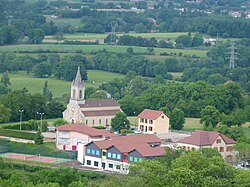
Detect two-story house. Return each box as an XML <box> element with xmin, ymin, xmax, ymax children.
<box><xmin>138</xmin><ymin>109</ymin><xmax>170</xmax><ymax>134</ymax></box>
<box><xmin>56</xmin><ymin>124</ymin><xmax>117</xmax><ymax>151</ymax></box>
<box><xmin>177</xmin><ymin>130</ymin><xmax>236</xmax><ymax>160</ymax></box>
<box><xmin>79</xmin><ymin>134</ymin><xmax>165</xmax><ymax>174</ymax></box>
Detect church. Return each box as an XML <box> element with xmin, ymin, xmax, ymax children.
<box><xmin>63</xmin><ymin>67</ymin><xmax>122</xmax><ymax>127</ymax></box>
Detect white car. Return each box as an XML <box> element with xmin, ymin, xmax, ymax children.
<box><xmin>134</xmin><ymin>129</ymin><xmax>142</xmax><ymax>134</ymax></box>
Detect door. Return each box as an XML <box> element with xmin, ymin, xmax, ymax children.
<box><xmin>72</xmin><ymin>145</ymin><xmax>77</xmax><ymax>151</ymax></box>
<box><xmin>63</xmin><ymin>145</ymin><xmax>66</xmax><ymax>150</ymax></box>
<box><xmin>145</xmin><ymin>126</ymin><xmax>147</xmax><ymax>132</ymax></box>
<box><xmin>102</xmin><ymin>162</ymin><xmax>106</xmax><ymax>169</ymax></box>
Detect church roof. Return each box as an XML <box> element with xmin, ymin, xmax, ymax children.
<box><xmin>79</xmin><ymin>99</ymin><xmax>120</xmax><ymax>108</ymax></box>
<box><xmin>82</xmin><ymin>109</ymin><xmax>121</xmax><ymax>117</ymax></box>
<box><xmin>72</xmin><ymin>66</ymin><xmax>83</xmax><ymax>86</ymax></box>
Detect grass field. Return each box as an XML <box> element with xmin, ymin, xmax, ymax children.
<box><xmin>0</xmin><ymin>44</ymin><xmax>207</xmax><ymax>57</ymax></box>
<box><xmin>3</xmin><ymin>70</ymin><xmax>124</xmax><ymax>98</ymax></box>
<box><xmin>45</xmin><ymin>32</ymin><xmax>194</xmax><ymax>40</ymax></box>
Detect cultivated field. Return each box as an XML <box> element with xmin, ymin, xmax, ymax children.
<box><xmin>0</xmin><ymin>44</ymin><xmax>207</xmax><ymax>57</ymax></box>
<box><xmin>4</xmin><ymin>70</ymin><xmax>124</xmax><ymax>98</ymax></box>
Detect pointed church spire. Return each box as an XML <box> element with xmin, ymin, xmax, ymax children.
<box><xmin>73</xmin><ymin>66</ymin><xmax>83</xmax><ymax>86</ymax></box>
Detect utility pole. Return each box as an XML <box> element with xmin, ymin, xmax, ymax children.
<box><xmin>19</xmin><ymin>109</ymin><xmax>24</xmax><ymax>130</ymax></box>
<box><xmin>37</xmin><ymin>112</ymin><xmax>45</xmax><ymax>131</ymax></box>
<box><xmin>227</xmin><ymin>42</ymin><xmax>238</xmax><ymax>69</ymax></box>
<box><xmin>109</xmin><ymin>21</ymin><xmax>118</xmax><ymax>45</ymax></box>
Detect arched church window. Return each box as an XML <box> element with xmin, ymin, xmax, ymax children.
<box><xmin>71</xmin><ymin>119</ymin><xmax>75</xmax><ymax>124</ymax></box>
<box><xmin>73</xmin><ymin>89</ymin><xmax>76</xmax><ymax>99</ymax></box>
<box><xmin>79</xmin><ymin>90</ymin><xmax>82</xmax><ymax>99</ymax></box>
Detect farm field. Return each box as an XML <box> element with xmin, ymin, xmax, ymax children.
<box><xmin>3</xmin><ymin>70</ymin><xmax>124</xmax><ymax>98</ymax></box>
<box><xmin>45</xmin><ymin>32</ymin><xmax>194</xmax><ymax>40</ymax></box>
<box><xmin>0</xmin><ymin>44</ymin><xmax>207</xmax><ymax>57</ymax></box>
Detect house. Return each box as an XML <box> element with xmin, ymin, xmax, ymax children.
<box><xmin>56</xmin><ymin>124</ymin><xmax>117</xmax><ymax>151</ymax></box>
<box><xmin>177</xmin><ymin>130</ymin><xmax>236</xmax><ymax>160</ymax></box>
<box><xmin>138</xmin><ymin>109</ymin><xmax>170</xmax><ymax>134</ymax></box>
<box><xmin>63</xmin><ymin>67</ymin><xmax>122</xmax><ymax>127</ymax></box>
<box><xmin>78</xmin><ymin>134</ymin><xmax>165</xmax><ymax>174</ymax></box>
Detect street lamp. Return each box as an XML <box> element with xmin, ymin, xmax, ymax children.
<box><xmin>19</xmin><ymin>109</ymin><xmax>24</xmax><ymax>130</ymax></box>
<box><xmin>37</xmin><ymin>112</ymin><xmax>45</xmax><ymax>131</ymax></box>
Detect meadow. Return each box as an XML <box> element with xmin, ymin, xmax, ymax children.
<box><xmin>4</xmin><ymin>70</ymin><xmax>124</xmax><ymax>98</ymax></box>
<box><xmin>0</xmin><ymin>44</ymin><xmax>207</xmax><ymax>57</ymax></box>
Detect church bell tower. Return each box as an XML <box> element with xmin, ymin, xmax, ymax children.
<box><xmin>70</xmin><ymin>66</ymin><xmax>85</xmax><ymax>104</ymax></box>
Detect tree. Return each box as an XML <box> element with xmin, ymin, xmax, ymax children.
<box><xmin>0</xmin><ymin>72</ymin><xmax>11</xmax><ymax>87</ymax></box>
<box><xmin>200</xmin><ymin>105</ymin><xmax>220</xmax><ymax>128</ymax></box>
<box><xmin>33</xmin><ymin>62</ymin><xmax>52</xmax><ymax>78</ymax></box>
<box><xmin>34</xmin><ymin>130</ymin><xmax>44</xmax><ymax>145</ymax></box>
<box><xmin>170</xmin><ymin>108</ymin><xmax>185</xmax><ymax>130</ymax></box>
<box><xmin>0</xmin><ymin>104</ymin><xmax>11</xmax><ymax>123</ymax></box>
<box><xmin>127</xmin><ymin>47</ymin><xmax>134</xmax><ymax>54</ymax></box>
<box><xmin>111</xmin><ymin>112</ymin><xmax>130</xmax><ymax>132</ymax></box>
<box><xmin>53</xmin><ymin>32</ymin><xmax>65</xmax><ymax>43</ymax></box>
<box><xmin>175</xmin><ymin>35</ymin><xmax>192</xmax><ymax>47</ymax></box>
<box><xmin>134</xmin><ymin>23</ymin><xmax>148</xmax><ymax>33</ymax></box>
<box><xmin>43</xmin><ymin>80</ymin><xmax>53</xmax><ymax>101</ymax></box>
<box><xmin>234</xmin><ymin>142</ymin><xmax>250</xmax><ymax>167</ymax></box>
<box><xmin>46</xmin><ymin>101</ymin><xmax>66</xmax><ymax>119</ymax></box>
<box><xmin>27</xmin><ymin>28</ymin><xmax>45</xmax><ymax>44</ymax></box>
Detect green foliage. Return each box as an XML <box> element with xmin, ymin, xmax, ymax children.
<box><xmin>170</xmin><ymin>108</ymin><xmax>185</xmax><ymax>130</ymax></box>
<box><xmin>0</xmin><ymin>129</ymin><xmax>35</xmax><ymax>140</ymax></box>
<box><xmin>0</xmin><ymin>72</ymin><xmax>11</xmax><ymax>87</ymax></box>
<box><xmin>46</xmin><ymin>101</ymin><xmax>65</xmax><ymax>119</ymax></box>
<box><xmin>200</xmin><ymin>105</ymin><xmax>220</xmax><ymax>128</ymax></box>
<box><xmin>218</xmin><ymin>125</ymin><xmax>246</xmax><ymax>142</ymax></box>
<box><xmin>34</xmin><ymin>130</ymin><xmax>44</xmax><ymax>145</ymax></box>
<box><xmin>111</xmin><ymin>112</ymin><xmax>130</xmax><ymax>132</ymax></box>
<box><xmin>93</xmin><ymin>126</ymin><xmax>106</xmax><ymax>130</ymax></box>
<box><xmin>43</xmin><ymin>81</ymin><xmax>53</xmax><ymax>101</ymax></box>
<box><xmin>52</xmin><ymin>118</ymin><xmax>68</xmax><ymax>127</ymax></box>
<box><xmin>234</xmin><ymin>142</ymin><xmax>250</xmax><ymax>165</ymax></box>
<box><xmin>0</xmin><ymin>104</ymin><xmax>11</xmax><ymax>123</ymax></box>
<box><xmin>28</xmin><ymin>28</ymin><xmax>45</xmax><ymax>44</ymax></box>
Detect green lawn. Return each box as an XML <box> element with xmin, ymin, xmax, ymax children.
<box><xmin>3</xmin><ymin>70</ymin><xmax>124</xmax><ymax>98</ymax></box>
<box><xmin>0</xmin><ymin>44</ymin><xmax>207</xmax><ymax>57</ymax></box>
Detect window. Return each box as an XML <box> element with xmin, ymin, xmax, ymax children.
<box><xmin>161</xmin><ymin>115</ymin><xmax>164</xmax><ymax>119</ymax></box>
<box><xmin>92</xmin><ymin>150</ymin><xmax>95</xmax><ymax>155</ymax></box>
<box><xmin>129</xmin><ymin>156</ymin><xmax>133</xmax><ymax>162</ymax></box>
<box><xmin>102</xmin><ymin>151</ymin><xmax>106</xmax><ymax>156</ymax></box>
<box><xmin>106</xmin><ymin>119</ymin><xmax>108</xmax><ymax>124</ymax></box>
<box><xmin>117</xmin><ymin>154</ymin><xmax>121</xmax><ymax>159</ymax></box>
<box><xmin>92</xmin><ymin>120</ymin><xmax>95</xmax><ymax>125</ymax></box>
<box><xmin>99</xmin><ymin>119</ymin><xmax>101</xmax><ymax>124</ymax></box>
<box><xmin>145</xmin><ymin>119</ymin><xmax>148</xmax><ymax>123</ymax></box>
<box><xmin>87</xmin><ymin>160</ymin><xmax>91</xmax><ymax>165</ymax></box>
<box><xmin>108</xmin><ymin>152</ymin><xmax>111</xmax><ymax>158</ymax></box>
<box><xmin>79</xmin><ymin>90</ymin><xmax>82</xmax><ymax>99</ymax></box>
<box><xmin>149</xmin><ymin>127</ymin><xmax>153</xmax><ymax>131</ymax></box>
<box><xmin>96</xmin><ymin>150</ymin><xmax>100</xmax><ymax>156</ymax></box>
<box><xmin>140</xmin><ymin>118</ymin><xmax>144</xmax><ymax>123</ymax></box>
<box><xmin>226</xmin><ymin>146</ymin><xmax>233</xmax><ymax>152</ymax></box>
<box><xmin>86</xmin><ymin>120</ymin><xmax>88</xmax><ymax>125</ymax></box>
<box><xmin>87</xmin><ymin>149</ymin><xmax>90</xmax><ymax>154</ymax></box>
<box><xmin>219</xmin><ymin>147</ymin><xmax>224</xmax><ymax>152</ymax></box>
<box><xmin>112</xmin><ymin>153</ymin><xmax>116</xmax><ymax>159</ymax></box>
<box><xmin>149</xmin><ymin>120</ymin><xmax>153</xmax><ymax>124</ymax></box>
<box><xmin>139</xmin><ymin>158</ymin><xmax>143</xmax><ymax>162</ymax></box>
<box><xmin>134</xmin><ymin>157</ymin><xmax>138</xmax><ymax>162</ymax></box>
<box><xmin>94</xmin><ymin>161</ymin><xmax>98</xmax><ymax>167</ymax></box>
<box><xmin>217</xmin><ymin>139</ymin><xmax>221</xmax><ymax>143</ymax></box>
<box><xmin>109</xmin><ymin>164</ymin><xmax>113</xmax><ymax>168</ymax></box>
<box><xmin>116</xmin><ymin>165</ymin><xmax>121</xmax><ymax>170</ymax></box>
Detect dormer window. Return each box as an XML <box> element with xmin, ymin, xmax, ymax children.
<box><xmin>217</xmin><ymin>139</ymin><xmax>221</xmax><ymax>143</ymax></box>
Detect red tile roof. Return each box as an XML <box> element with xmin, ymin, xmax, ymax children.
<box><xmin>91</xmin><ymin>134</ymin><xmax>164</xmax><ymax>157</ymax></box>
<box><xmin>177</xmin><ymin>130</ymin><xmax>236</xmax><ymax>146</ymax></box>
<box><xmin>56</xmin><ymin>124</ymin><xmax>116</xmax><ymax>138</ymax></box>
<box><xmin>82</xmin><ymin>109</ymin><xmax>121</xmax><ymax>117</ymax></box>
<box><xmin>79</xmin><ymin>99</ymin><xmax>120</xmax><ymax>108</ymax></box>
<box><xmin>138</xmin><ymin>109</ymin><xmax>168</xmax><ymax>120</ymax></box>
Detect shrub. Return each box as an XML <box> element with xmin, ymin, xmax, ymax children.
<box><xmin>53</xmin><ymin>118</ymin><xmax>68</xmax><ymax>127</ymax></box>
<box><xmin>0</xmin><ymin>129</ymin><xmax>36</xmax><ymax>140</ymax></box>
<box><xmin>93</xmin><ymin>126</ymin><xmax>106</xmax><ymax>130</ymax></box>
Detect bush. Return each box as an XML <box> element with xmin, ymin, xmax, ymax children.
<box><xmin>0</xmin><ymin>129</ymin><xmax>36</xmax><ymax>140</ymax></box>
<box><xmin>93</xmin><ymin>126</ymin><xmax>106</xmax><ymax>129</ymax></box>
<box><xmin>2</xmin><ymin>120</ymin><xmax>48</xmax><ymax>132</ymax></box>
<box><xmin>53</xmin><ymin>118</ymin><xmax>68</xmax><ymax>127</ymax></box>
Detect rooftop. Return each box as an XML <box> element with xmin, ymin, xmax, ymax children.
<box><xmin>177</xmin><ymin>130</ymin><xmax>236</xmax><ymax>146</ymax></box>
<box><xmin>56</xmin><ymin>124</ymin><xmax>117</xmax><ymax>138</ymax></box>
<box><xmin>79</xmin><ymin>99</ymin><xmax>120</xmax><ymax>108</ymax></box>
<box><xmin>138</xmin><ymin>109</ymin><xmax>168</xmax><ymax>120</ymax></box>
